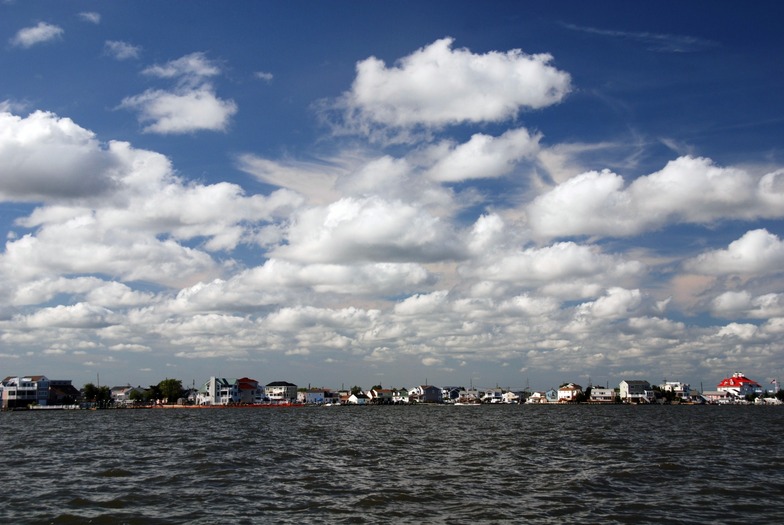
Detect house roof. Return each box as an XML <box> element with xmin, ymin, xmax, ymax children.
<box><xmin>717</xmin><ymin>373</ymin><xmax>761</xmax><ymax>388</ymax></box>
<box><xmin>266</xmin><ymin>381</ymin><xmax>296</xmax><ymax>387</ymax></box>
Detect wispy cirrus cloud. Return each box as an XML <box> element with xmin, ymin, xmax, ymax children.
<box><xmin>562</xmin><ymin>23</ymin><xmax>717</xmax><ymax>53</ymax></box>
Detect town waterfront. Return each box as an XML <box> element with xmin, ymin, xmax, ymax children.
<box><xmin>2</xmin><ymin>404</ymin><xmax>783</xmax><ymax>524</ymax></box>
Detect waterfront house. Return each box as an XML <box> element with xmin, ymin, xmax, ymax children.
<box><xmin>481</xmin><ymin>388</ymin><xmax>505</xmax><ymax>403</ymax></box>
<box><xmin>196</xmin><ymin>377</ymin><xmax>239</xmax><ymax>405</ymax></box>
<box><xmin>110</xmin><ymin>385</ymin><xmax>146</xmax><ymax>406</ymax></box>
<box><xmin>455</xmin><ymin>389</ymin><xmax>481</xmax><ymax>404</ymax></box>
<box><xmin>237</xmin><ymin>377</ymin><xmax>265</xmax><ymax>404</ymax></box>
<box><xmin>302</xmin><ymin>388</ymin><xmax>329</xmax><ymax>404</ymax></box>
<box><xmin>369</xmin><ymin>388</ymin><xmax>395</xmax><ymax>404</ymax></box>
<box><xmin>265</xmin><ymin>381</ymin><xmax>298</xmax><ymax>403</ymax></box>
<box><xmin>441</xmin><ymin>386</ymin><xmax>462</xmax><ymax>403</ymax></box>
<box><xmin>557</xmin><ymin>383</ymin><xmax>583</xmax><ymax>402</ymax></box>
<box><xmin>412</xmin><ymin>385</ymin><xmax>443</xmax><ymax>403</ymax></box>
<box><xmin>525</xmin><ymin>389</ymin><xmax>558</xmax><ymax>404</ymax></box>
<box><xmin>701</xmin><ymin>390</ymin><xmax>732</xmax><ymax>404</ymax></box>
<box><xmin>716</xmin><ymin>372</ymin><xmax>763</xmax><ymax>399</ymax></box>
<box><xmin>348</xmin><ymin>392</ymin><xmax>370</xmax><ymax>405</ymax></box>
<box><xmin>502</xmin><ymin>391</ymin><xmax>521</xmax><ymax>404</ymax></box>
<box><xmin>526</xmin><ymin>391</ymin><xmax>548</xmax><ymax>404</ymax></box>
<box><xmin>660</xmin><ymin>381</ymin><xmax>691</xmax><ymax>399</ymax></box>
<box><xmin>619</xmin><ymin>380</ymin><xmax>655</xmax><ymax>403</ymax></box>
<box><xmin>1</xmin><ymin>375</ymin><xmax>79</xmax><ymax>409</ymax></box>
<box><xmin>589</xmin><ymin>387</ymin><xmax>616</xmax><ymax>403</ymax></box>
<box><xmin>392</xmin><ymin>388</ymin><xmax>409</xmax><ymax>404</ymax></box>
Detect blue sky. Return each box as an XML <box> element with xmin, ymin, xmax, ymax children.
<box><xmin>1</xmin><ymin>1</ymin><xmax>783</xmax><ymax>392</ymax></box>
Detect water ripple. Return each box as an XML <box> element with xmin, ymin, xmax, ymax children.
<box><xmin>2</xmin><ymin>405</ymin><xmax>784</xmax><ymax>524</ymax></box>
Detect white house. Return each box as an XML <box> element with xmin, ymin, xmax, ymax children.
<box><xmin>392</xmin><ymin>388</ymin><xmax>409</xmax><ymax>404</ymax></box>
<box><xmin>557</xmin><ymin>383</ymin><xmax>583</xmax><ymax>402</ymax></box>
<box><xmin>502</xmin><ymin>391</ymin><xmax>520</xmax><ymax>404</ymax></box>
<box><xmin>660</xmin><ymin>381</ymin><xmax>691</xmax><ymax>399</ymax></box>
<box><xmin>619</xmin><ymin>380</ymin><xmax>655</xmax><ymax>403</ymax></box>
<box><xmin>196</xmin><ymin>377</ymin><xmax>239</xmax><ymax>405</ymax></box>
<box><xmin>301</xmin><ymin>388</ymin><xmax>329</xmax><ymax>404</ymax></box>
<box><xmin>348</xmin><ymin>393</ymin><xmax>369</xmax><ymax>405</ymax></box>
<box><xmin>526</xmin><ymin>391</ymin><xmax>549</xmax><ymax>404</ymax></box>
<box><xmin>481</xmin><ymin>388</ymin><xmax>504</xmax><ymax>403</ymax></box>
<box><xmin>589</xmin><ymin>387</ymin><xmax>616</xmax><ymax>403</ymax></box>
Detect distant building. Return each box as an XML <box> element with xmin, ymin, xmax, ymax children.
<box><xmin>701</xmin><ymin>390</ymin><xmax>732</xmax><ymax>404</ymax></box>
<box><xmin>348</xmin><ymin>392</ymin><xmax>370</xmax><ymax>405</ymax></box>
<box><xmin>392</xmin><ymin>388</ymin><xmax>409</xmax><ymax>404</ymax></box>
<box><xmin>525</xmin><ymin>391</ymin><xmax>549</xmax><ymax>404</ymax></box>
<box><xmin>557</xmin><ymin>383</ymin><xmax>583</xmax><ymax>402</ymax></box>
<box><xmin>110</xmin><ymin>385</ymin><xmax>146</xmax><ymax>406</ymax></box>
<box><xmin>236</xmin><ymin>377</ymin><xmax>265</xmax><ymax>404</ymax></box>
<box><xmin>481</xmin><ymin>388</ymin><xmax>505</xmax><ymax>403</ymax></box>
<box><xmin>411</xmin><ymin>385</ymin><xmax>442</xmax><ymax>403</ymax></box>
<box><xmin>717</xmin><ymin>372</ymin><xmax>763</xmax><ymax>399</ymax></box>
<box><xmin>441</xmin><ymin>386</ymin><xmax>463</xmax><ymax>403</ymax></box>
<box><xmin>301</xmin><ymin>388</ymin><xmax>330</xmax><ymax>404</ymax></box>
<box><xmin>197</xmin><ymin>377</ymin><xmax>238</xmax><ymax>405</ymax></box>
<box><xmin>1</xmin><ymin>375</ymin><xmax>79</xmax><ymax>409</ymax></box>
<box><xmin>660</xmin><ymin>381</ymin><xmax>691</xmax><ymax>399</ymax></box>
<box><xmin>369</xmin><ymin>388</ymin><xmax>394</xmax><ymax>404</ymax></box>
<box><xmin>525</xmin><ymin>389</ymin><xmax>560</xmax><ymax>404</ymax></box>
<box><xmin>619</xmin><ymin>380</ymin><xmax>655</xmax><ymax>403</ymax></box>
<box><xmin>265</xmin><ymin>381</ymin><xmax>298</xmax><ymax>403</ymax></box>
<box><xmin>589</xmin><ymin>387</ymin><xmax>616</xmax><ymax>403</ymax></box>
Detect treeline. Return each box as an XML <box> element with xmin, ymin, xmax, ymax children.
<box><xmin>82</xmin><ymin>378</ymin><xmax>184</xmax><ymax>407</ymax></box>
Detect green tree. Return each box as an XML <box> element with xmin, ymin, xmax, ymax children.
<box><xmin>129</xmin><ymin>388</ymin><xmax>145</xmax><ymax>404</ymax></box>
<box><xmin>158</xmin><ymin>378</ymin><xmax>183</xmax><ymax>404</ymax></box>
<box><xmin>147</xmin><ymin>383</ymin><xmax>162</xmax><ymax>403</ymax></box>
<box><xmin>83</xmin><ymin>383</ymin><xmax>98</xmax><ymax>402</ymax></box>
<box><xmin>82</xmin><ymin>383</ymin><xmax>112</xmax><ymax>407</ymax></box>
<box><xmin>350</xmin><ymin>385</ymin><xmax>362</xmax><ymax>395</ymax></box>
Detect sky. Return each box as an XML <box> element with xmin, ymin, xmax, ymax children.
<box><xmin>1</xmin><ymin>1</ymin><xmax>783</xmax><ymax>392</ymax></box>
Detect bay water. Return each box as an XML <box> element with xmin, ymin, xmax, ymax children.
<box><xmin>2</xmin><ymin>404</ymin><xmax>783</xmax><ymax>524</ymax></box>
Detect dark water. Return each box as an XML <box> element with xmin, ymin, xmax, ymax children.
<box><xmin>2</xmin><ymin>404</ymin><xmax>783</xmax><ymax>524</ymax></box>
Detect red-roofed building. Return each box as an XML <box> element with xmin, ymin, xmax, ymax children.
<box><xmin>717</xmin><ymin>372</ymin><xmax>763</xmax><ymax>399</ymax></box>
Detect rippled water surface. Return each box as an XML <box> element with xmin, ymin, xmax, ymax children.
<box><xmin>2</xmin><ymin>405</ymin><xmax>783</xmax><ymax>524</ymax></box>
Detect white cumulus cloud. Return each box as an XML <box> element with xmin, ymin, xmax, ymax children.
<box><xmin>275</xmin><ymin>196</ymin><xmax>464</xmax><ymax>264</ymax></box>
<box><xmin>527</xmin><ymin>156</ymin><xmax>784</xmax><ymax>239</ymax></box>
<box><xmin>10</xmin><ymin>22</ymin><xmax>63</xmax><ymax>48</ymax></box>
<box><xmin>425</xmin><ymin>128</ymin><xmax>540</xmax><ymax>182</ymax></box>
<box><xmin>121</xmin><ymin>53</ymin><xmax>236</xmax><ymax>134</ymax></box>
<box><xmin>0</xmin><ymin>111</ymin><xmax>119</xmax><ymax>201</ymax></box>
<box><xmin>120</xmin><ymin>87</ymin><xmax>237</xmax><ymax>134</ymax></box>
<box><xmin>104</xmin><ymin>40</ymin><xmax>141</xmax><ymax>60</ymax></box>
<box><xmin>685</xmin><ymin>229</ymin><xmax>784</xmax><ymax>277</ymax></box>
<box><xmin>338</xmin><ymin>37</ymin><xmax>570</xmax><ymax>134</ymax></box>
